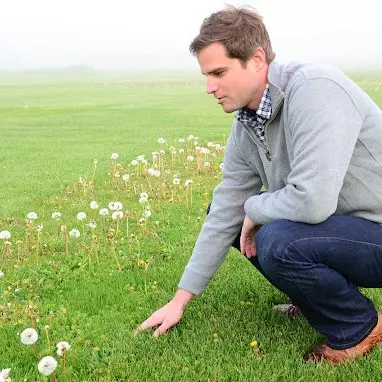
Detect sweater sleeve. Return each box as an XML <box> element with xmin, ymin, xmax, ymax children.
<box><xmin>178</xmin><ymin>127</ymin><xmax>262</xmax><ymax>295</ymax></box>
<box><xmin>244</xmin><ymin>77</ymin><xmax>364</xmax><ymax>224</ymax></box>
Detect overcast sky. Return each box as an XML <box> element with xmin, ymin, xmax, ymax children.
<box><xmin>1</xmin><ymin>0</ymin><xmax>381</xmax><ymax>71</ymax></box>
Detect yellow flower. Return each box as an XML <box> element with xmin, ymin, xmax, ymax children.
<box><xmin>250</xmin><ymin>340</ymin><xmax>258</xmax><ymax>348</ymax></box>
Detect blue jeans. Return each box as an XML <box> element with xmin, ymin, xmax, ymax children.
<box><xmin>229</xmin><ymin>215</ymin><xmax>382</xmax><ymax>349</ymax></box>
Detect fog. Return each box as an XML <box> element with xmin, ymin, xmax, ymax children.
<box><xmin>1</xmin><ymin>0</ymin><xmax>381</xmax><ymax>71</ymax></box>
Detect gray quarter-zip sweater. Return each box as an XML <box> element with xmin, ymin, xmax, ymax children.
<box><xmin>179</xmin><ymin>61</ymin><xmax>382</xmax><ymax>296</ymax></box>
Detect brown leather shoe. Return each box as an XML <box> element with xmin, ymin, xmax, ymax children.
<box><xmin>305</xmin><ymin>312</ymin><xmax>382</xmax><ymax>364</ymax></box>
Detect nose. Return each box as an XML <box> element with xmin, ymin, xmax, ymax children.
<box><xmin>206</xmin><ymin>77</ymin><xmax>218</xmax><ymax>95</ymax></box>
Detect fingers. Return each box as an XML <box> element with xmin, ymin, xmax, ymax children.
<box><xmin>240</xmin><ymin>234</ymin><xmax>257</xmax><ymax>258</ymax></box>
<box><xmin>153</xmin><ymin>318</ymin><xmax>174</xmax><ymax>337</ymax></box>
<box><xmin>138</xmin><ymin>313</ymin><xmax>163</xmax><ymax>332</ymax></box>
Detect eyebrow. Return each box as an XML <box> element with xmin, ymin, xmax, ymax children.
<box><xmin>201</xmin><ymin>67</ymin><xmax>227</xmax><ymax>76</ymax></box>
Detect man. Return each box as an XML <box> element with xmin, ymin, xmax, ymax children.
<box><xmin>139</xmin><ymin>6</ymin><xmax>382</xmax><ymax>363</ymax></box>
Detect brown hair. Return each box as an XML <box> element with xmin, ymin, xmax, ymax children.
<box><xmin>190</xmin><ymin>5</ymin><xmax>275</xmax><ymax>65</ymax></box>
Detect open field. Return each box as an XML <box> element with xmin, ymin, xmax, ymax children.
<box><xmin>1</xmin><ymin>70</ymin><xmax>382</xmax><ymax>381</ymax></box>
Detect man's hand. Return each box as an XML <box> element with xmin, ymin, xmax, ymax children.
<box><xmin>240</xmin><ymin>215</ymin><xmax>262</xmax><ymax>258</ymax></box>
<box><xmin>137</xmin><ymin>289</ymin><xmax>193</xmax><ymax>337</ymax></box>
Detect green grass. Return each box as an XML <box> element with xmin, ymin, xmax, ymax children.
<box><xmin>1</xmin><ymin>70</ymin><xmax>382</xmax><ymax>381</ymax></box>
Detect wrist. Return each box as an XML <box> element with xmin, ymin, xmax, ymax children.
<box><xmin>172</xmin><ymin>289</ymin><xmax>193</xmax><ymax>309</ymax></box>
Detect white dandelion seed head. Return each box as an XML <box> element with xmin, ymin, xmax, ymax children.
<box><xmin>60</xmin><ymin>224</ymin><xmax>67</xmax><ymax>232</ymax></box>
<box><xmin>88</xmin><ymin>220</ymin><xmax>97</xmax><ymax>229</ymax></box>
<box><xmin>144</xmin><ymin>209</ymin><xmax>152</xmax><ymax>218</ymax></box>
<box><xmin>178</xmin><ymin>138</ymin><xmax>185</xmax><ymax>143</ymax></box>
<box><xmin>139</xmin><ymin>197</ymin><xmax>147</xmax><ymax>204</ymax></box>
<box><xmin>207</xmin><ymin>141</ymin><xmax>214</xmax><ymax>147</ymax></box>
<box><xmin>137</xmin><ymin>155</ymin><xmax>145</xmax><ymax>162</ymax></box>
<box><xmin>153</xmin><ymin>170</ymin><xmax>161</xmax><ymax>177</ymax></box>
<box><xmin>147</xmin><ymin>168</ymin><xmax>155</xmax><ymax>176</ymax></box>
<box><xmin>165</xmin><ymin>169</ymin><xmax>171</xmax><ymax>174</ymax></box>
<box><xmin>0</xmin><ymin>271</ymin><xmax>4</xmax><ymax>279</ymax></box>
<box><xmin>112</xmin><ymin>211</ymin><xmax>124</xmax><ymax>220</ymax></box>
<box><xmin>27</xmin><ymin>212</ymin><xmax>38</xmax><ymax>220</ymax></box>
<box><xmin>69</xmin><ymin>229</ymin><xmax>81</xmax><ymax>238</ymax></box>
<box><xmin>140</xmin><ymin>192</ymin><xmax>148</xmax><ymax>200</ymax></box>
<box><xmin>111</xmin><ymin>153</ymin><xmax>119</xmax><ymax>160</ymax></box>
<box><xmin>201</xmin><ymin>148</ymin><xmax>210</xmax><ymax>154</ymax></box>
<box><xmin>131</xmin><ymin>159</ymin><xmax>138</xmax><ymax>166</ymax></box>
<box><xmin>0</xmin><ymin>368</ymin><xmax>11</xmax><ymax>381</ymax></box>
<box><xmin>76</xmin><ymin>212</ymin><xmax>86</xmax><ymax>221</ymax></box>
<box><xmin>194</xmin><ymin>136</ymin><xmax>199</xmax><ymax>140</ymax></box>
<box><xmin>90</xmin><ymin>201</ymin><xmax>99</xmax><ymax>209</ymax></box>
<box><xmin>36</xmin><ymin>224</ymin><xmax>43</xmax><ymax>233</ymax></box>
<box><xmin>187</xmin><ymin>155</ymin><xmax>194</xmax><ymax>162</ymax></box>
<box><xmin>173</xmin><ymin>178</ymin><xmax>180</xmax><ymax>185</ymax></box>
<box><xmin>204</xmin><ymin>162</ymin><xmax>211</xmax><ymax>167</ymax></box>
<box><xmin>138</xmin><ymin>217</ymin><xmax>145</xmax><ymax>224</ymax></box>
<box><xmin>188</xmin><ymin>134</ymin><xmax>194</xmax><ymax>140</ymax></box>
<box><xmin>219</xmin><ymin>163</ymin><xmax>224</xmax><ymax>170</ymax></box>
<box><xmin>122</xmin><ymin>174</ymin><xmax>130</xmax><ymax>182</ymax></box>
<box><xmin>179</xmin><ymin>148</ymin><xmax>184</xmax><ymax>154</ymax></box>
<box><xmin>56</xmin><ymin>341</ymin><xmax>71</xmax><ymax>356</ymax></box>
<box><xmin>99</xmin><ymin>208</ymin><xmax>109</xmax><ymax>216</ymax></box>
<box><xmin>38</xmin><ymin>356</ymin><xmax>57</xmax><ymax>376</ymax></box>
<box><xmin>158</xmin><ymin>137</ymin><xmax>166</xmax><ymax>144</ymax></box>
<box><xmin>141</xmin><ymin>159</ymin><xmax>148</xmax><ymax>165</ymax></box>
<box><xmin>20</xmin><ymin>328</ymin><xmax>38</xmax><ymax>345</ymax></box>
<box><xmin>185</xmin><ymin>179</ymin><xmax>193</xmax><ymax>187</ymax></box>
<box><xmin>0</xmin><ymin>231</ymin><xmax>11</xmax><ymax>240</ymax></box>
<box><xmin>51</xmin><ymin>211</ymin><xmax>62</xmax><ymax>220</ymax></box>
<box><xmin>114</xmin><ymin>171</ymin><xmax>121</xmax><ymax>178</ymax></box>
<box><xmin>159</xmin><ymin>150</ymin><xmax>165</xmax><ymax>155</ymax></box>
<box><xmin>93</xmin><ymin>159</ymin><xmax>98</xmax><ymax>165</ymax></box>
<box><xmin>108</xmin><ymin>201</ymin><xmax>123</xmax><ymax>211</ymax></box>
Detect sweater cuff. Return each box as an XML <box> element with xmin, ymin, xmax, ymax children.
<box><xmin>178</xmin><ymin>268</ymin><xmax>210</xmax><ymax>296</ymax></box>
<box><xmin>244</xmin><ymin>195</ymin><xmax>270</xmax><ymax>225</ymax></box>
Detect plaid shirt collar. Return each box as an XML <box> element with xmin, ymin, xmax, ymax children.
<box><xmin>236</xmin><ymin>84</ymin><xmax>272</xmax><ymax>126</ymax></box>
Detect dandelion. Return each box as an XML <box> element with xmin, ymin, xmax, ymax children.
<box><xmin>158</xmin><ymin>137</ymin><xmax>166</xmax><ymax>144</ymax></box>
<box><xmin>90</xmin><ymin>201</ymin><xmax>99</xmax><ymax>209</ymax></box>
<box><xmin>0</xmin><ymin>368</ymin><xmax>11</xmax><ymax>382</ymax></box>
<box><xmin>36</xmin><ymin>224</ymin><xmax>43</xmax><ymax>232</ymax></box>
<box><xmin>60</xmin><ymin>225</ymin><xmax>67</xmax><ymax>232</ymax></box>
<box><xmin>188</xmin><ymin>134</ymin><xmax>194</xmax><ymax>140</ymax></box>
<box><xmin>122</xmin><ymin>174</ymin><xmax>130</xmax><ymax>182</ymax></box>
<box><xmin>179</xmin><ymin>148</ymin><xmax>184</xmax><ymax>154</ymax></box>
<box><xmin>51</xmin><ymin>211</ymin><xmax>62</xmax><ymax>220</ymax></box>
<box><xmin>147</xmin><ymin>168</ymin><xmax>155</xmax><ymax>176</ymax></box>
<box><xmin>144</xmin><ymin>209</ymin><xmax>152</xmax><ymax>217</ymax></box>
<box><xmin>140</xmin><ymin>192</ymin><xmax>148</xmax><ymax>200</ymax></box>
<box><xmin>56</xmin><ymin>341</ymin><xmax>71</xmax><ymax>356</ymax></box>
<box><xmin>153</xmin><ymin>170</ymin><xmax>161</xmax><ymax>177</ymax></box>
<box><xmin>77</xmin><ymin>212</ymin><xmax>87</xmax><ymax>221</ymax></box>
<box><xmin>139</xmin><ymin>197</ymin><xmax>147</xmax><ymax>204</ymax></box>
<box><xmin>20</xmin><ymin>328</ymin><xmax>38</xmax><ymax>345</ymax></box>
<box><xmin>112</xmin><ymin>211</ymin><xmax>124</xmax><ymax>220</ymax></box>
<box><xmin>111</xmin><ymin>153</ymin><xmax>119</xmax><ymax>160</ymax></box>
<box><xmin>204</xmin><ymin>161</ymin><xmax>211</xmax><ymax>167</ymax></box>
<box><xmin>27</xmin><ymin>212</ymin><xmax>38</xmax><ymax>220</ymax></box>
<box><xmin>138</xmin><ymin>217</ymin><xmax>145</xmax><ymax>225</ymax></box>
<box><xmin>250</xmin><ymin>340</ymin><xmax>259</xmax><ymax>348</ymax></box>
<box><xmin>219</xmin><ymin>163</ymin><xmax>224</xmax><ymax>170</ymax></box>
<box><xmin>137</xmin><ymin>155</ymin><xmax>145</xmax><ymax>162</ymax></box>
<box><xmin>131</xmin><ymin>160</ymin><xmax>138</xmax><ymax>166</ymax></box>
<box><xmin>69</xmin><ymin>229</ymin><xmax>81</xmax><ymax>238</ymax></box>
<box><xmin>93</xmin><ymin>159</ymin><xmax>98</xmax><ymax>165</ymax></box>
<box><xmin>179</xmin><ymin>138</ymin><xmax>185</xmax><ymax>143</ymax></box>
<box><xmin>109</xmin><ymin>201</ymin><xmax>123</xmax><ymax>211</ymax></box>
<box><xmin>159</xmin><ymin>150</ymin><xmax>165</xmax><ymax>155</ymax></box>
<box><xmin>115</xmin><ymin>171</ymin><xmax>121</xmax><ymax>178</ymax></box>
<box><xmin>173</xmin><ymin>178</ymin><xmax>180</xmax><ymax>185</ymax></box>
<box><xmin>38</xmin><ymin>356</ymin><xmax>57</xmax><ymax>376</ymax></box>
<box><xmin>0</xmin><ymin>231</ymin><xmax>11</xmax><ymax>240</ymax></box>
<box><xmin>185</xmin><ymin>179</ymin><xmax>193</xmax><ymax>187</ymax></box>
<box><xmin>88</xmin><ymin>220</ymin><xmax>97</xmax><ymax>229</ymax></box>
<box><xmin>0</xmin><ymin>271</ymin><xmax>4</xmax><ymax>279</ymax></box>
<box><xmin>99</xmin><ymin>208</ymin><xmax>109</xmax><ymax>216</ymax></box>
<box><xmin>187</xmin><ymin>155</ymin><xmax>194</xmax><ymax>162</ymax></box>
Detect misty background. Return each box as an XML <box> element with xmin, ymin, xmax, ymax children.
<box><xmin>0</xmin><ymin>0</ymin><xmax>381</xmax><ymax>72</ymax></box>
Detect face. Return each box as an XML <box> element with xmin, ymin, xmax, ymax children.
<box><xmin>197</xmin><ymin>42</ymin><xmax>268</xmax><ymax>113</ymax></box>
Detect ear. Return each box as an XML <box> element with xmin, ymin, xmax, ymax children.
<box><xmin>251</xmin><ymin>47</ymin><xmax>267</xmax><ymax>72</ymax></box>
